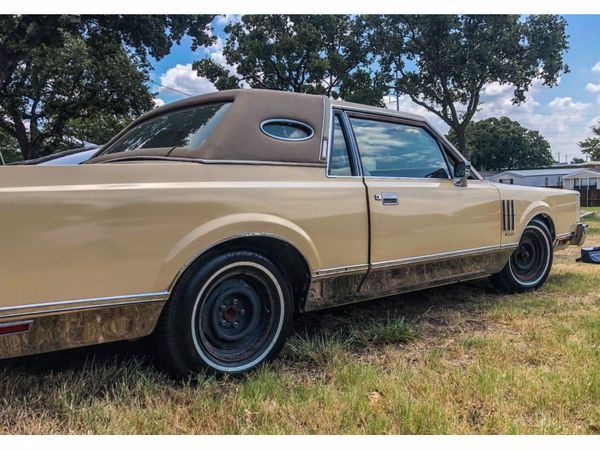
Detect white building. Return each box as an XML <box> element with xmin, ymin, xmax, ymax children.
<box><xmin>488</xmin><ymin>168</ymin><xmax>600</xmax><ymax>189</ymax></box>
<box><xmin>563</xmin><ymin>169</ymin><xmax>600</xmax><ymax>190</ymax></box>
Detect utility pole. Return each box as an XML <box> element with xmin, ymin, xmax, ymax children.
<box><xmin>557</xmin><ymin>152</ymin><xmax>561</xmax><ymax>163</ymax></box>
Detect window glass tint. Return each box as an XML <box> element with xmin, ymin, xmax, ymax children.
<box><xmin>260</xmin><ymin>120</ymin><xmax>313</xmax><ymax>141</ymax></box>
<box><xmin>350</xmin><ymin>117</ymin><xmax>450</xmax><ymax>179</ymax></box>
<box><xmin>328</xmin><ymin>115</ymin><xmax>352</xmax><ymax>176</ymax></box>
<box><xmin>102</xmin><ymin>102</ymin><xmax>231</xmax><ymax>154</ymax></box>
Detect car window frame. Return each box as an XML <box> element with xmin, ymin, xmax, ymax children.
<box><xmin>326</xmin><ymin>109</ymin><xmax>363</xmax><ymax>178</ymax></box>
<box><xmin>345</xmin><ymin>111</ymin><xmax>454</xmax><ymax>181</ymax></box>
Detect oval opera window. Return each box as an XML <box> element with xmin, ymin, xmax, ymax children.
<box><xmin>260</xmin><ymin>119</ymin><xmax>314</xmax><ymax>141</ymax></box>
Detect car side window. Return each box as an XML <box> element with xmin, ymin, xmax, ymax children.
<box><xmin>349</xmin><ymin>117</ymin><xmax>450</xmax><ymax>179</ymax></box>
<box><xmin>328</xmin><ymin>114</ymin><xmax>353</xmax><ymax>176</ymax></box>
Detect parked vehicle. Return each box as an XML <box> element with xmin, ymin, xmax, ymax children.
<box><xmin>0</xmin><ymin>89</ymin><xmax>586</xmax><ymax>375</ymax></box>
<box><xmin>10</xmin><ymin>143</ymin><xmax>100</xmax><ymax>166</ymax></box>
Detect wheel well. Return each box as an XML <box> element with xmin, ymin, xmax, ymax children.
<box><xmin>176</xmin><ymin>236</ymin><xmax>311</xmax><ymax>314</ymax></box>
<box><xmin>531</xmin><ymin>213</ymin><xmax>555</xmax><ymax>239</ymax></box>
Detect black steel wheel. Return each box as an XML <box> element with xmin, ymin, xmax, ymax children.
<box><xmin>491</xmin><ymin>218</ymin><xmax>553</xmax><ymax>293</ymax></box>
<box><xmin>155</xmin><ymin>250</ymin><xmax>293</xmax><ymax>376</ymax></box>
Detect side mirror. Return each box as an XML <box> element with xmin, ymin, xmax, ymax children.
<box><xmin>453</xmin><ymin>161</ymin><xmax>471</xmax><ymax>187</ymax></box>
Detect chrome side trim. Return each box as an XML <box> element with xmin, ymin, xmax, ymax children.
<box><xmin>370</xmin><ymin>244</ymin><xmax>517</xmax><ymax>271</ymax></box>
<box><xmin>0</xmin><ymin>301</ymin><xmax>165</xmax><ymax>360</ymax></box>
<box><xmin>306</xmin><ymin>246</ymin><xmax>513</xmax><ymax>312</ymax></box>
<box><xmin>312</xmin><ymin>263</ymin><xmax>369</xmax><ymax>279</ymax></box>
<box><xmin>310</xmin><ymin>245</ymin><xmax>518</xmax><ymax>279</ymax></box>
<box><xmin>96</xmin><ymin>156</ymin><xmax>326</xmax><ymax>167</ymax></box>
<box><xmin>0</xmin><ymin>291</ymin><xmax>169</xmax><ymax>320</ymax></box>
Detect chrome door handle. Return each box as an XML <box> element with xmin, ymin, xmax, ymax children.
<box><xmin>374</xmin><ymin>192</ymin><xmax>399</xmax><ymax>206</ymax></box>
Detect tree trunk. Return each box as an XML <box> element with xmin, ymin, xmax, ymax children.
<box><xmin>454</xmin><ymin>126</ymin><xmax>470</xmax><ymax>160</ymax></box>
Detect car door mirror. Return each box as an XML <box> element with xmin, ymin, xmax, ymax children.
<box><xmin>453</xmin><ymin>161</ymin><xmax>471</xmax><ymax>187</ymax></box>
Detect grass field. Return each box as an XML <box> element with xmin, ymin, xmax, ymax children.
<box><xmin>1</xmin><ymin>209</ymin><xmax>599</xmax><ymax>434</ymax></box>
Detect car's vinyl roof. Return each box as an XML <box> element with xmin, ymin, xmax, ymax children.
<box><xmin>91</xmin><ymin>89</ymin><xmax>328</xmax><ymax>166</ymax></box>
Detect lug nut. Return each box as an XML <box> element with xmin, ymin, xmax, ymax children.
<box><xmin>233</xmin><ymin>322</ymin><xmax>239</xmax><ymax>328</ymax></box>
<box><xmin>220</xmin><ymin>305</ymin><xmax>226</xmax><ymax>311</ymax></box>
<box><xmin>233</xmin><ymin>298</ymin><xmax>238</xmax><ymax>305</ymax></box>
<box><xmin>240</xmin><ymin>309</ymin><xmax>246</xmax><ymax>315</ymax></box>
<box><xmin>221</xmin><ymin>320</ymin><xmax>227</xmax><ymax>326</ymax></box>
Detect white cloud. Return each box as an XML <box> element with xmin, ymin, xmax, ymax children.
<box><xmin>153</xmin><ymin>98</ymin><xmax>165</xmax><ymax>108</ymax></box>
<box><xmin>592</xmin><ymin>62</ymin><xmax>600</xmax><ymax>73</ymax></box>
<box><xmin>213</xmin><ymin>14</ymin><xmax>241</xmax><ymax>27</ymax></box>
<box><xmin>548</xmin><ymin>97</ymin><xmax>591</xmax><ymax>111</ymax></box>
<box><xmin>159</xmin><ymin>63</ymin><xmax>217</xmax><ymax>97</ymax></box>
<box><xmin>586</xmin><ymin>82</ymin><xmax>600</xmax><ymax>93</ymax></box>
<box><xmin>383</xmin><ymin>77</ymin><xmax>589</xmax><ymax>160</ymax></box>
<box><xmin>482</xmin><ymin>82</ymin><xmax>512</xmax><ymax>96</ymax></box>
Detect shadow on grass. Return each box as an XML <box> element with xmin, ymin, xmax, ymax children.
<box><xmin>0</xmin><ymin>278</ymin><xmax>536</xmax><ymax>376</ymax></box>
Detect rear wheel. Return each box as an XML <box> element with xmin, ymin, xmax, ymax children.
<box><xmin>491</xmin><ymin>218</ymin><xmax>553</xmax><ymax>293</ymax></box>
<box><xmin>155</xmin><ymin>250</ymin><xmax>293</xmax><ymax>376</ymax></box>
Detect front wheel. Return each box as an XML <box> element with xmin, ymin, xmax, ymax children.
<box><xmin>155</xmin><ymin>250</ymin><xmax>294</xmax><ymax>376</ymax></box>
<box><xmin>490</xmin><ymin>218</ymin><xmax>553</xmax><ymax>293</ymax></box>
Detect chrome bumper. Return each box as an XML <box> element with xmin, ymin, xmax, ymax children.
<box><xmin>571</xmin><ymin>222</ymin><xmax>588</xmax><ymax>246</ymax></box>
<box><xmin>555</xmin><ymin>223</ymin><xmax>588</xmax><ymax>250</ymax></box>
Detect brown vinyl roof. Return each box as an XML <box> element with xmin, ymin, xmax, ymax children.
<box><xmin>90</xmin><ymin>89</ymin><xmax>327</xmax><ymax>166</ymax></box>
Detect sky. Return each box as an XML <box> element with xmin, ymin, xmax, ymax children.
<box><xmin>150</xmin><ymin>14</ymin><xmax>600</xmax><ymax>162</ymax></box>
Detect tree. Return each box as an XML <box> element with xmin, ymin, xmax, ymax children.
<box><xmin>0</xmin><ymin>15</ymin><xmax>215</xmax><ymax>90</ymax></box>
<box><xmin>373</xmin><ymin>15</ymin><xmax>569</xmax><ymax>159</ymax></box>
<box><xmin>62</xmin><ymin>113</ymin><xmax>134</xmax><ymax>148</ymax></box>
<box><xmin>0</xmin><ymin>129</ymin><xmax>20</xmax><ymax>163</ymax></box>
<box><xmin>579</xmin><ymin>121</ymin><xmax>600</xmax><ymax>161</ymax></box>
<box><xmin>0</xmin><ymin>34</ymin><xmax>154</xmax><ymax>159</ymax></box>
<box><xmin>448</xmin><ymin>117</ymin><xmax>554</xmax><ymax>171</ymax></box>
<box><xmin>194</xmin><ymin>15</ymin><xmax>387</xmax><ymax>105</ymax></box>
<box><xmin>0</xmin><ymin>15</ymin><xmax>216</xmax><ymax>159</ymax></box>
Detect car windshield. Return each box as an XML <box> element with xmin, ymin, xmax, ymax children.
<box><xmin>100</xmin><ymin>102</ymin><xmax>231</xmax><ymax>155</ymax></box>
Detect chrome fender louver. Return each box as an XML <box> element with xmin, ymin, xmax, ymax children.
<box><xmin>502</xmin><ymin>200</ymin><xmax>515</xmax><ymax>235</ymax></box>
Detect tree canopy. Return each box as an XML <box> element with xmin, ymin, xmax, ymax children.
<box><xmin>0</xmin><ymin>15</ymin><xmax>215</xmax><ymax>89</ymax></box>
<box><xmin>579</xmin><ymin>121</ymin><xmax>600</xmax><ymax>161</ymax></box>
<box><xmin>447</xmin><ymin>116</ymin><xmax>554</xmax><ymax>171</ymax></box>
<box><xmin>0</xmin><ymin>15</ymin><xmax>215</xmax><ymax>160</ymax></box>
<box><xmin>372</xmin><ymin>15</ymin><xmax>569</xmax><ymax>159</ymax></box>
<box><xmin>0</xmin><ymin>33</ymin><xmax>155</xmax><ymax>160</ymax></box>
<box><xmin>194</xmin><ymin>15</ymin><xmax>387</xmax><ymax>105</ymax></box>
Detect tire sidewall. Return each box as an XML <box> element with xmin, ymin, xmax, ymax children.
<box><xmin>171</xmin><ymin>251</ymin><xmax>293</xmax><ymax>374</ymax></box>
<box><xmin>507</xmin><ymin>220</ymin><xmax>553</xmax><ymax>290</ymax></box>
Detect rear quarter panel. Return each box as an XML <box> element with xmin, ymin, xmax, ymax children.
<box><xmin>0</xmin><ymin>163</ymin><xmax>368</xmax><ymax>309</ymax></box>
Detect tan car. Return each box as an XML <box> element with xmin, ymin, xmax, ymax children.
<box><xmin>0</xmin><ymin>89</ymin><xmax>587</xmax><ymax>375</ymax></box>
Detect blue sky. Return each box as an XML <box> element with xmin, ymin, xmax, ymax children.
<box><xmin>150</xmin><ymin>14</ymin><xmax>600</xmax><ymax>161</ymax></box>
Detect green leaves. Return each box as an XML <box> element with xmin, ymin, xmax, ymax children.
<box><xmin>0</xmin><ymin>15</ymin><xmax>215</xmax><ymax>159</ymax></box>
<box><xmin>448</xmin><ymin>116</ymin><xmax>554</xmax><ymax>171</ymax></box>
<box><xmin>375</xmin><ymin>15</ymin><xmax>569</xmax><ymax>158</ymax></box>
<box><xmin>579</xmin><ymin>121</ymin><xmax>600</xmax><ymax>161</ymax></box>
<box><xmin>195</xmin><ymin>15</ymin><xmax>387</xmax><ymax>105</ymax></box>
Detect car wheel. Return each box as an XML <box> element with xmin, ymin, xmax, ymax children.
<box><xmin>490</xmin><ymin>218</ymin><xmax>553</xmax><ymax>293</ymax></box>
<box><xmin>155</xmin><ymin>250</ymin><xmax>294</xmax><ymax>376</ymax></box>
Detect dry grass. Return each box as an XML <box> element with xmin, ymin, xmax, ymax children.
<box><xmin>1</xmin><ymin>208</ymin><xmax>599</xmax><ymax>434</ymax></box>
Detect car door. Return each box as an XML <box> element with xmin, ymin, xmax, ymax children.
<box><xmin>344</xmin><ymin>111</ymin><xmax>502</xmax><ymax>296</ymax></box>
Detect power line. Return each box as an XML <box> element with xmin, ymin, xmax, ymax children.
<box><xmin>148</xmin><ymin>80</ymin><xmax>194</xmax><ymax>98</ymax></box>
